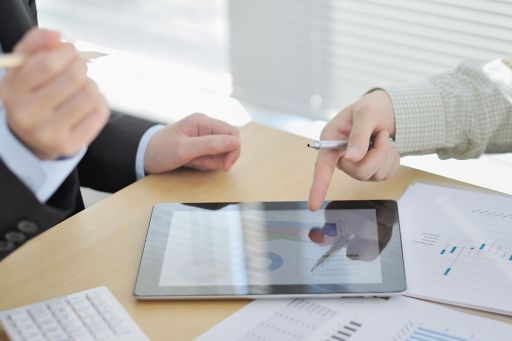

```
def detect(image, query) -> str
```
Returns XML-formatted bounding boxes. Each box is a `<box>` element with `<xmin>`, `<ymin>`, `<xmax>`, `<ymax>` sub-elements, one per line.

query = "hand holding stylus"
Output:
<box><xmin>308</xmin><ymin>90</ymin><xmax>399</xmax><ymax>211</ymax></box>
<box><xmin>0</xmin><ymin>28</ymin><xmax>109</xmax><ymax>160</ymax></box>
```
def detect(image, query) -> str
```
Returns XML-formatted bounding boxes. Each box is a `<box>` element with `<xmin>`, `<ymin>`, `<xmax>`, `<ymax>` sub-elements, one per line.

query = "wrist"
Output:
<box><xmin>137</xmin><ymin>124</ymin><xmax>166</xmax><ymax>177</ymax></box>
<box><xmin>363</xmin><ymin>89</ymin><xmax>396</xmax><ymax>137</ymax></box>
<box><xmin>5</xmin><ymin>121</ymin><xmax>57</xmax><ymax>160</ymax></box>
<box><xmin>379</xmin><ymin>90</ymin><xmax>396</xmax><ymax>138</ymax></box>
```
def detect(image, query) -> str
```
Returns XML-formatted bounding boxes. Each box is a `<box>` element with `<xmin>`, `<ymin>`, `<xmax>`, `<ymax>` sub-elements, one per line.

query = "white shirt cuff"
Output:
<box><xmin>0</xmin><ymin>108</ymin><xmax>86</xmax><ymax>203</ymax></box>
<box><xmin>135</xmin><ymin>124</ymin><xmax>165</xmax><ymax>180</ymax></box>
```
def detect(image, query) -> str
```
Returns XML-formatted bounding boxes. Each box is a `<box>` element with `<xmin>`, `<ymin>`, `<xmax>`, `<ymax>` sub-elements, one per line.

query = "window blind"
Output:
<box><xmin>229</xmin><ymin>0</ymin><xmax>512</xmax><ymax>119</ymax></box>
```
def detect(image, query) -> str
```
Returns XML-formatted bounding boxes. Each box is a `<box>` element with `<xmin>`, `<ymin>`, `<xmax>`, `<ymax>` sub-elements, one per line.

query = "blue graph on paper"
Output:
<box><xmin>400</xmin><ymin>183</ymin><xmax>512</xmax><ymax>314</ymax></box>
<box><xmin>392</xmin><ymin>318</ymin><xmax>477</xmax><ymax>341</ymax></box>
<box><xmin>438</xmin><ymin>239</ymin><xmax>512</xmax><ymax>277</ymax></box>
<box><xmin>406</xmin><ymin>326</ymin><xmax>468</xmax><ymax>341</ymax></box>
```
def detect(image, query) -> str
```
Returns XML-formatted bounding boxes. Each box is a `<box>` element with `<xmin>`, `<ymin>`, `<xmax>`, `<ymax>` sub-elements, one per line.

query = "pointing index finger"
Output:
<box><xmin>308</xmin><ymin>110</ymin><xmax>351</xmax><ymax>211</ymax></box>
<box><xmin>308</xmin><ymin>148</ymin><xmax>344</xmax><ymax>211</ymax></box>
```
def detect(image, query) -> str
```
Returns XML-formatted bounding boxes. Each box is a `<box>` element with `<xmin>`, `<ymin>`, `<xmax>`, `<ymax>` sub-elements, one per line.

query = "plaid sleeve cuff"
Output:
<box><xmin>384</xmin><ymin>81</ymin><xmax>447</xmax><ymax>156</ymax></box>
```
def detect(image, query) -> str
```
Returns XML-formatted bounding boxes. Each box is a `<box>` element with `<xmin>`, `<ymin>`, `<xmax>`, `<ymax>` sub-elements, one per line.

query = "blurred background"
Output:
<box><xmin>37</xmin><ymin>0</ymin><xmax>512</xmax><ymax>203</ymax></box>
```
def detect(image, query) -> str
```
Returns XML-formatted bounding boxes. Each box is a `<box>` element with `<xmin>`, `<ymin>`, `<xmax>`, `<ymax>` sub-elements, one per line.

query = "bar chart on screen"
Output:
<box><xmin>398</xmin><ymin>182</ymin><xmax>512</xmax><ymax>315</ymax></box>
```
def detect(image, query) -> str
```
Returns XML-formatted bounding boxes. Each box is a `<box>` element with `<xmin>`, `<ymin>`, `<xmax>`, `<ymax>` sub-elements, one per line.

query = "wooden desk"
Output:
<box><xmin>0</xmin><ymin>123</ymin><xmax>510</xmax><ymax>340</ymax></box>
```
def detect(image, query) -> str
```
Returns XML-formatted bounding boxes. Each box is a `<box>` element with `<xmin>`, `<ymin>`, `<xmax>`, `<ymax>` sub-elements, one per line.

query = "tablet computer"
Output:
<box><xmin>134</xmin><ymin>200</ymin><xmax>406</xmax><ymax>299</ymax></box>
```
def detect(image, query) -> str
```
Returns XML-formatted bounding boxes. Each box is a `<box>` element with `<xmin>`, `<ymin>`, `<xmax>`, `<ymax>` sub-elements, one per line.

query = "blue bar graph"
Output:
<box><xmin>407</xmin><ymin>326</ymin><xmax>467</xmax><ymax>341</ymax></box>
<box><xmin>438</xmin><ymin>239</ymin><xmax>511</xmax><ymax>276</ymax></box>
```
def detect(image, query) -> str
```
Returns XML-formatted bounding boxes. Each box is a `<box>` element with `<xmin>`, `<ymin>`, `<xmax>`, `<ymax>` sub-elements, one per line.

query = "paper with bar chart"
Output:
<box><xmin>398</xmin><ymin>182</ymin><xmax>512</xmax><ymax>315</ymax></box>
<box><xmin>350</xmin><ymin>296</ymin><xmax>512</xmax><ymax>341</ymax></box>
<box><xmin>195</xmin><ymin>297</ymin><xmax>385</xmax><ymax>341</ymax></box>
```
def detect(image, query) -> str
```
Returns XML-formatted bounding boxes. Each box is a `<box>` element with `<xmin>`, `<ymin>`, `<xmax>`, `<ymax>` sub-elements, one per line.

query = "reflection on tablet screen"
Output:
<box><xmin>158</xmin><ymin>205</ymin><xmax>384</xmax><ymax>287</ymax></box>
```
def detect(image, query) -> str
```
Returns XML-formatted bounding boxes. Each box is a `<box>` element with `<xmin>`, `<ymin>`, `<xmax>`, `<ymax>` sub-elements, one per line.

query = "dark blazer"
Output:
<box><xmin>0</xmin><ymin>0</ymin><xmax>156</xmax><ymax>259</ymax></box>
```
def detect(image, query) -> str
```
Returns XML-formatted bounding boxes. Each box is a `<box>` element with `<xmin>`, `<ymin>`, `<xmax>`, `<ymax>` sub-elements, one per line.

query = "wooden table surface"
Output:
<box><xmin>0</xmin><ymin>123</ymin><xmax>510</xmax><ymax>340</ymax></box>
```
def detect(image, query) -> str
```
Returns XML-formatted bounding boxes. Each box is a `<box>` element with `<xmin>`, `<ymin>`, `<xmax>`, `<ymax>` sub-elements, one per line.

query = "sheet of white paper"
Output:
<box><xmin>351</xmin><ymin>296</ymin><xmax>512</xmax><ymax>341</ymax></box>
<box><xmin>398</xmin><ymin>182</ymin><xmax>512</xmax><ymax>315</ymax></box>
<box><xmin>195</xmin><ymin>298</ymin><xmax>385</xmax><ymax>341</ymax></box>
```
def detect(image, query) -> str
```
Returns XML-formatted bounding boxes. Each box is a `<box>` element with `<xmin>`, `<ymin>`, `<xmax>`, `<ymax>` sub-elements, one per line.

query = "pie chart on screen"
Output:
<box><xmin>249</xmin><ymin>252</ymin><xmax>284</xmax><ymax>271</ymax></box>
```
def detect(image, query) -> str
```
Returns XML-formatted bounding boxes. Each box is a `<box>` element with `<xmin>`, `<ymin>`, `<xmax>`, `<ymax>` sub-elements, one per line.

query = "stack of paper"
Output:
<box><xmin>197</xmin><ymin>296</ymin><xmax>512</xmax><ymax>341</ymax></box>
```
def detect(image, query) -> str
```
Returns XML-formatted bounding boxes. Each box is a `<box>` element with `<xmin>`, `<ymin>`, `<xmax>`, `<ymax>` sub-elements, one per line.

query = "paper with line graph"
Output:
<box><xmin>195</xmin><ymin>297</ymin><xmax>385</xmax><ymax>341</ymax></box>
<box><xmin>399</xmin><ymin>182</ymin><xmax>512</xmax><ymax>315</ymax></box>
<box><xmin>350</xmin><ymin>296</ymin><xmax>512</xmax><ymax>341</ymax></box>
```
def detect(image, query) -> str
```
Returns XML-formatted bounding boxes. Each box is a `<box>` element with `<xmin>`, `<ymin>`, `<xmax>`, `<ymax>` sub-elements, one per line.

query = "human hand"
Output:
<box><xmin>143</xmin><ymin>113</ymin><xmax>241</xmax><ymax>174</ymax></box>
<box><xmin>0</xmin><ymin>29</ymin><xmax>109</xmax><ymax>160</ymax></box>
<box><xmin>308</xmin><ymin>90</ymin><xmax>399</xmax><ymax>211</ymax></box>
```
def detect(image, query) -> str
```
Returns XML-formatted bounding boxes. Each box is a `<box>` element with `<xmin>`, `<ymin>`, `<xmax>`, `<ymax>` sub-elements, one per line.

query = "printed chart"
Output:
<box><xmin>399</xmin><ymin>182</ymin><xmax>512</xmax><ymax>314</ymax></box>
<box><xmin>350</xmin><ymin>296</ymin><xmax>512</xmax><ymax>341</ymax></box>
<box><xmin>195</xmin><ymin>297</ymin><xmax>384</xmax><ymax>341</ymax></box>
<box><xmin>391</xmin><ymin>321</ymin><xmax>476</xmax><ymax>341</ymax></box>
<box><xmin>238</xmin><ymin>299</ymin><xmax>340</xmax><ymax>340</ymax></box>
<box><xmin>438</xmin><ymin>237</ymin><xmax>512</xmax><ymax>278</ymax></box>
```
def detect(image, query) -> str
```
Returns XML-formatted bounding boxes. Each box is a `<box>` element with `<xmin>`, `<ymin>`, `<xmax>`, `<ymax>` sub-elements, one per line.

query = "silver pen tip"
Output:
<box><xmin>307</xmin><ymin>141</ymin><xmax>320</xmax><ymax>149</ymax></box>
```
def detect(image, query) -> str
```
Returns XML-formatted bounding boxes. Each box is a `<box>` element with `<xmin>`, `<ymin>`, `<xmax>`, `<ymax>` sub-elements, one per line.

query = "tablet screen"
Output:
<box><xmin>135</xmin><ymin>201</ymin><xmax>405</xmax><ymax>298</ymax></box>
<box><xmin>159</xmin><ymin>207</ymin><xmax>382</xmax><ymax>286</ymax></box>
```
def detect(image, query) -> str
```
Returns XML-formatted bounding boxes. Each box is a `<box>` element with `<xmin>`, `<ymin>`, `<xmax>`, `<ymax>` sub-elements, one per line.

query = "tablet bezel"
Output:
<box><xmin>134</xmin><ymin>200</ymin><xmax>406</xmax><ymax>299</ymax></box>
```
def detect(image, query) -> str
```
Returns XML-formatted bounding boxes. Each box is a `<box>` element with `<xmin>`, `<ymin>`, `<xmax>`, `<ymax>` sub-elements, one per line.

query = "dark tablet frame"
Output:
<box><xmin>134</xmin><ymin>200</ymin><xmax>406</xmax><ymax>299</ymax></box>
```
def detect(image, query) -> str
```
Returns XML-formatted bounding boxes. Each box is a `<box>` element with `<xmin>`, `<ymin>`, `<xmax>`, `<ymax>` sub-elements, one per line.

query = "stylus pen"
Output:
<box><xmin>307</xmin><ymin>138</ymin><xmax>394</xmax><ymax>150</ymax></box>
<box><xmin>310</xmin><ymin>236</ymin><xmax>348</xmax><ymax>272</ymax></box>
<box><xmin>0</xmin><ymin>51</ymin><xmax>107</xmax><ymax>68</ymax></box>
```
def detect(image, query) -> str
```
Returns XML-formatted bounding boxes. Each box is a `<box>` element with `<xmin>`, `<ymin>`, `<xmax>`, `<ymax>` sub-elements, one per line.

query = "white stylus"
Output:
<box><xmin>307</xmin><ymin>140</ymin><xmax>350</xmax><ymax>150</ymax></box>
<box><xmin>307</xmin><ymin>138</ymin><xmax>393</xmax><ymax>150</ymax></box>
<box><xmin>0</xmin><ymin>51</ymin><xmax>106</xmax><ymax>68</ymax></box>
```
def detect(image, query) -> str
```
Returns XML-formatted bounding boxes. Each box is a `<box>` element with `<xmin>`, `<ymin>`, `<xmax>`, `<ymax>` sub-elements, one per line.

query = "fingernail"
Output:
<box><xmin>345</xmin><ymin>147</ymin><xmax>360</xmax><ymax>158</ymax></box>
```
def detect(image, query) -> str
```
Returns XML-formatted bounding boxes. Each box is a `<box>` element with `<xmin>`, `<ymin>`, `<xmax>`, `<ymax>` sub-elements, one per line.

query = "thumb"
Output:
<box><xmin>14</xmin><ymin>28</ymin><xmax>61</xmax><ymax>54</ymax></box>
<box><xmin>182</xmin><ymin>134</ymin><xmax>240</xmax><ymax>161</ymax></box>
<box><xmin>344</xmin><ymin>113</ymin><xmax>374</xmax><ymax>162</ymax></box>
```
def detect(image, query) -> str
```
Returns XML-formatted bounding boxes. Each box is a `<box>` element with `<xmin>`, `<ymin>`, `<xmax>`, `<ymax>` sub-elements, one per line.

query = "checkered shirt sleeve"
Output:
<box><xmin>383</xmin><ymin>58</ymin><xmax>512</xmax><ymax>159</ymax></box>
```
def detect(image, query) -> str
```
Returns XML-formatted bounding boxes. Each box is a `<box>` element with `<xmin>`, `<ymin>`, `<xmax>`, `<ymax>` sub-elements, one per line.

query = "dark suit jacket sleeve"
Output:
<box><xmin>0</xmin><ymin>0</ymin><xmax>37</xmax><ymax>52</ymax></box>
<box><xmin>77</xmin><ymin>111</ymin><xmax>156</xmax><ymax>193</ymax></box>
<box><xmin>0</xmin><ymin>111</ymin><xmax>156</xmax><ymax>258</ymax></box>
<box><xmin>0</xmin><ymin>1</ymin><xmax>158</xmax><ymax>260</ymax></box>
<box><xmin>0</xmin><ymin>159</ymin><xmax>80</xmax><ymax>231</ymax></box>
